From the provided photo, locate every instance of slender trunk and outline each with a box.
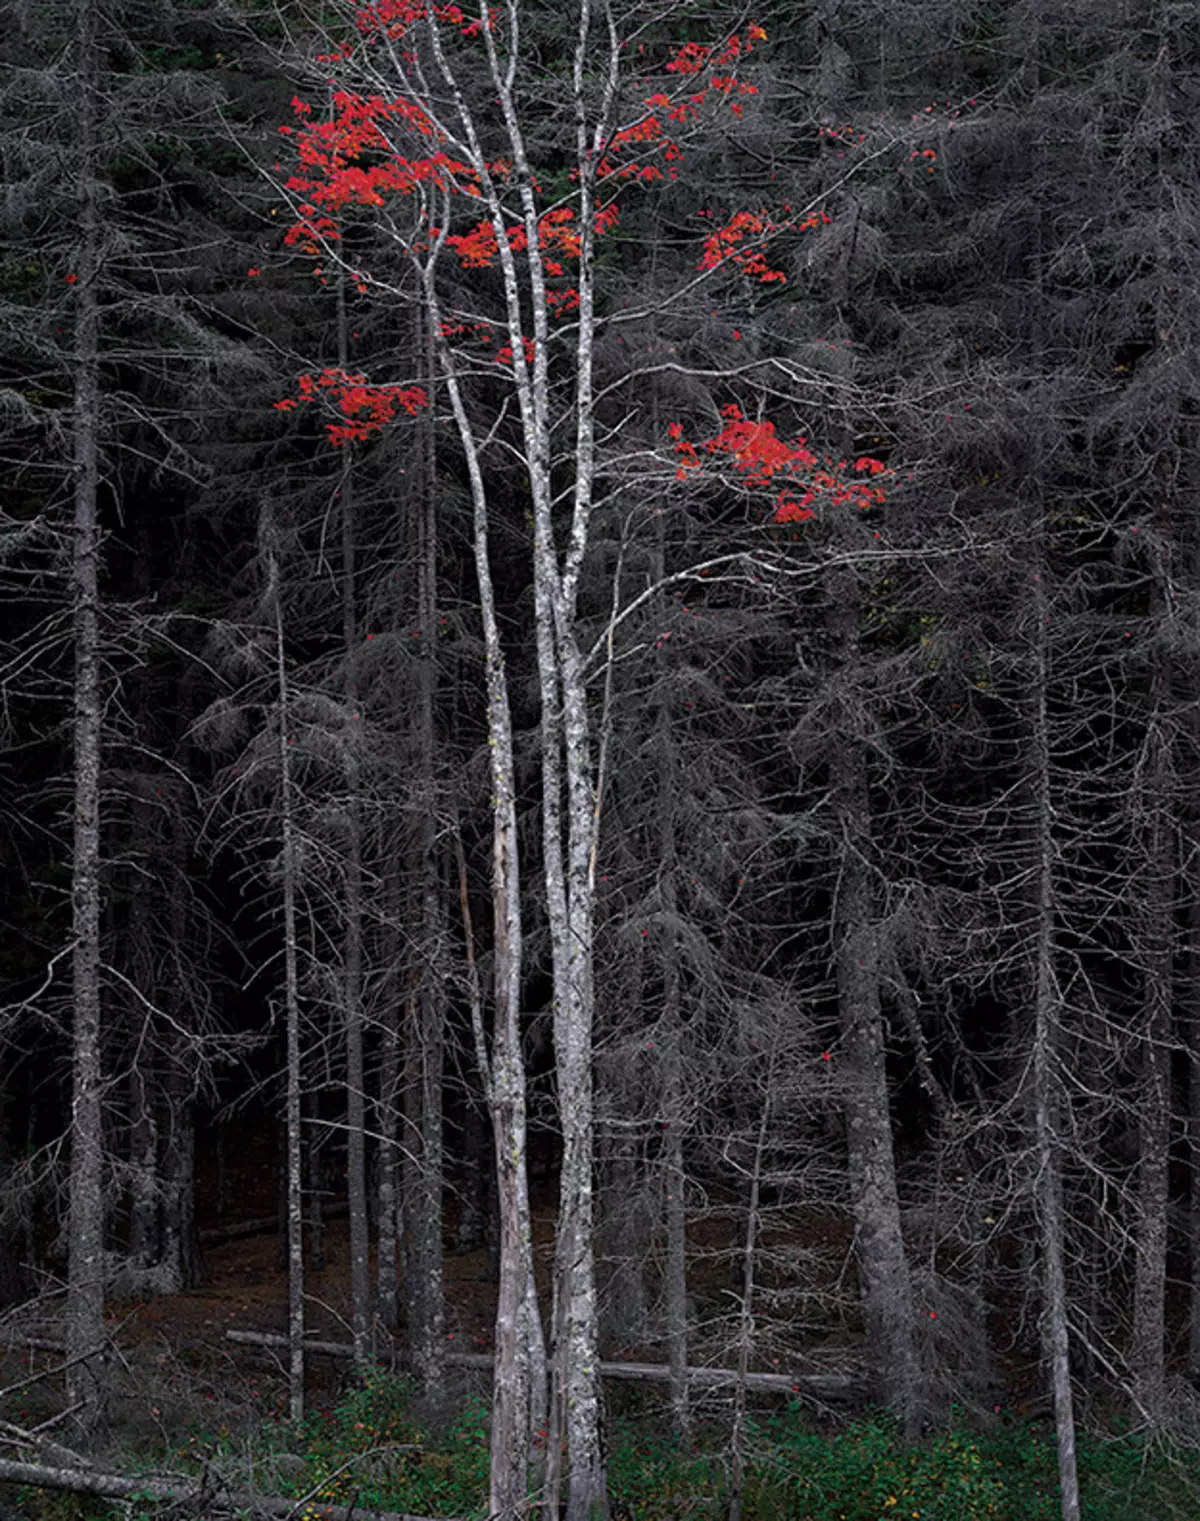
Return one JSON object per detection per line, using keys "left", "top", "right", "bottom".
{"left": 413, "top": 318, "right": 445, "bottom": 1393}
{"left": 337, "top": 278, "right": 370, "bottom": 1373}
{"left": 654, "top": 504, "right": 688, "bottom": 1439}
{"left": 1029, "top": 549, "right": 1080, "bottom": 1521}
{"left": 455, "top": 1099, "right": 489, "bottom": 1254}
{"left": 128, "top": 1061, "right": 158, "bottom": 1272}
{"left": 270, "top": 537, "right": 306, "bottom": 1427}
{"left": 163, "top": 790, "right": 201, "bottom": 1290}
{"left": 544, "top": 638, "right": 605, "bottom": 1521}
{"left": 727, "top": 1084, "right": 771, "bottom": 1521}
{"left": 161, "top": 1052, "right": 201, "bottom": 1290}
{"left": 1130, "top": 749, "right": 1172, "bottom": 1422}
{"left": 1130, "top": 439, "right": 1179, "bottom": 1424}
{"left": 376, "top": 859, "right": 402, "bottom": 1338}
{"left": 828, "top": 561, "right": 919, "bottom": 1434}
{"left": 65, "top": 0, "right": 105, "bottom": 1447}
{"left": 307, "top": 1092, "right": 325, "bottom": 1275}
{"left": 1191, "top": 972, "right": 1200, "bottom": 1377}
{"left": 426, "top": 267, "right": 544, "bottom": 1520}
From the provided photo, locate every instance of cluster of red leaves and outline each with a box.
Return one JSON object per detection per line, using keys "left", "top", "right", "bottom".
{"left": 662, "top": 21, "right": 766, "bottom": 76}
{"left": 494, "top": 336, "right": 538, "bottom": 368}
{"left": 597, "top": 28, "right": 764, "bottom": 182}
{"left": 668, "top": 405, "right": 887, "bottom": 523}
{"left": 354, "top": 0, "right": 487, "bottom": 41}
{"left": 444, "top": 204, "right": 618, "bottom": 271}
{"left": 275, "top": 368, "right": 427, "bottom": 446}
{"left": 282, "top": 90, "right": 490, "bottom": 257}
{"left": 697, "top": 210, "right": 787, "bottom": 283}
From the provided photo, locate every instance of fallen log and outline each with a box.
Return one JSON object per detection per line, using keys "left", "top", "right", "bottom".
{"left": 200, "top": 1202, "right": 350, "bottom": 1247}
{"left": 224, "top": 1329, "right": 865, "bottom": 1399}
{"left": 0, "top": 1455, "right": 455, "bottom": 1521}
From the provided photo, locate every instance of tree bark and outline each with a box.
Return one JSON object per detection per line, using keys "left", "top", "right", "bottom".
{"left": 1129, "top": 550, "right": 1173, "bottom": 1425}
{"left": 727, "top": 1082, "right": 771, "bottom": 1521}
{"left": 337, "top": 273, "right": 370, "bottom": 1373}
{"left": 269, "top": 529, "right": 306, "bottom": 1427}
{"left": 224, "top": 1329, "right": 864, "bottom": 1398}
{"left": 426, "top": 263, "right": 545, "bottom": 1520}
{"left": 412, "top": 316, "right": 445, "bottom": 1395}
{"left": 64, "top": 0, "right": 106, "bottom": 1449}
{"left": 377, "top": 860, "right": 402, "bottom": 1339}
{"left": 1028, "top": 547, "right": 1080, "bottom": 1521}
{"left": 827, "top": 560, "right": 919, "bottom": 1435}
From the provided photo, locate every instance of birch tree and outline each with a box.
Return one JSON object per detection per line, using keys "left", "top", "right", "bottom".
{"left": 272, "top": 5, "right": 901, "bottom": 1511}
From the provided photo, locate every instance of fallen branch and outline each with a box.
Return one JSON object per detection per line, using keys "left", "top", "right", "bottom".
{"left": 0, "top": 1455, "right": 454, "bottom": 1521}
{"left": 199, "top": 1202, "right": 349, "bottom": 1247}
{"left": 224, "top": 1329, "right": 865, "bottom": 1399}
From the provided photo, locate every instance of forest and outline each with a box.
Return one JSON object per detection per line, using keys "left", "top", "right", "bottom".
{"left": 2, "top": 1, "right": 1200, "bottom": 1519}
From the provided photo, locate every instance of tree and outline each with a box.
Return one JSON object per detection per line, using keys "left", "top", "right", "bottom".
{"left": 63, "top": 0, "right": 107, "bottom": 1450}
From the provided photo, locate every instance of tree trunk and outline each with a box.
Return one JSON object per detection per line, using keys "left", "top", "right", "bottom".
{"left": 337, "top": 276, "right": 370, "bottom": 1372}
{"left": 828, "top": 561, "right": 919, "bottom": 1435}
{"left": 654, "top": 505, "right": 689, "bottom": 1440}
{"left": 269, "top": 530, "right": 306, "bottom": 1427}
{"left": 1130, "top": 729, "right": 1172, "bottom": 1421}
{"left": 727, "top": 1082, "right": 771, "bottom": 1521}
{"left": 377, "top": 859, "right": 403, "bottom": 1339}
{"left": 412, "top": 340, "right": 445, "bottom": 1393}
{"left": 1028, "top": 549, "right": 1081, "bottom": 1521}
{"left": 428, "top": 269, "right": 545, "bottom": 1521}
{"left": 64, "top": 0, "right": 106, "bottom": 1448}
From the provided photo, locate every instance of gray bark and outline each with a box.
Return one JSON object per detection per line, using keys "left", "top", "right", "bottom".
{"left": 412, "top": 328, "right": 445, "bottom": 1393}
{"left": 1028, "top": 553, "right": 1080, "bottom": 1521}
{"left": 650, "top": 400, "right": 689, "bottom": 1439}
{"left": 377, "top": 861, "right": 402, "bottom": 1337}
{"left": 727, "top": 1084, "right": 771, "bottom": 1521}
{"left": 64, "top": 0, "right": 106, "bottom": 1448}
{"left": 1130, "top": 666, "right": 1173, "bottom": 1419}
{"left": 337, "top": 277, "right": 370, "bottom": 1373}
{"left": 828, "top": 562, "right": 919, "bottom": 1434}
{"left": 269, "top": 531, "right": 305, "bottom": 1426}
{"left": 224, "top": 1329, "right": 864, "bottom": 1399}
{"left": 425, "top": 265, "right": 545, "bottom": 1520}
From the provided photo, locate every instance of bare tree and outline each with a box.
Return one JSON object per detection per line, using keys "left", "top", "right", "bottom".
{"left": 63, "top": 0, "right": 107, "bottom": 1449}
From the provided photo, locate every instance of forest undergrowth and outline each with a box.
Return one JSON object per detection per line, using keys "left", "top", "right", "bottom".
{"left": 12, "top": 1371, "right": 1200, "bottom": 1521}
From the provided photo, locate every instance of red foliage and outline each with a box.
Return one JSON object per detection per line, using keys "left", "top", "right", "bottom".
{"left": 278, "top": 368, "right": 427, "bottom": 446}
{"left": 697, "top": 210, "right": 786, "bottom": 283}
{"left": 670, "top": 405, "right": 889, "bottom": 523}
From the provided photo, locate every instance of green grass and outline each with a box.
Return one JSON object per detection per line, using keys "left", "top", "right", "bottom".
{"left": 14, "top": 1382, "right": 1200, "bottom": 1521}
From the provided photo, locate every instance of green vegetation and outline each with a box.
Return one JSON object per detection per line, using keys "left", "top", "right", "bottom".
{"left": 17, "top": 1379, "right": 1199, "bottom": 1521}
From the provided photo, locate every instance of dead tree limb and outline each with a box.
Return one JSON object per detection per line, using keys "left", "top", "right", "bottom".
{"left": 0, "top": 1455, "right": 454, "bottom": 1521}
{"left": 224, "top": 1329, "right": 865, "bottom": 1400}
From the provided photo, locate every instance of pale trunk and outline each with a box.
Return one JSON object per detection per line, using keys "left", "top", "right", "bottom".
{"left": 468, "top": 13, "right": 614, "bottom": 1508}
{"left": 376, "top": 859, "right": 402, "bottom": 1338}
{"left": 425, "top": 267, "right": 544, "bottom": 1519}
{"left": 337, "top": 281, "right": 369, "bottom": 1373}
{"left": 65, "top": 0, "right": 105, "bottom": 1447}
{"left": 727, "top": 1086, "right": 771, "bottom": 1521}
{"left": 413, "top": 314, "right": 445, "bottom": 1393}
{"left": 655, "top": 513, "right": 688, "bottom": 1438}
{"left": 272, "top": 548, "right": 305, "bottom": 1427}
